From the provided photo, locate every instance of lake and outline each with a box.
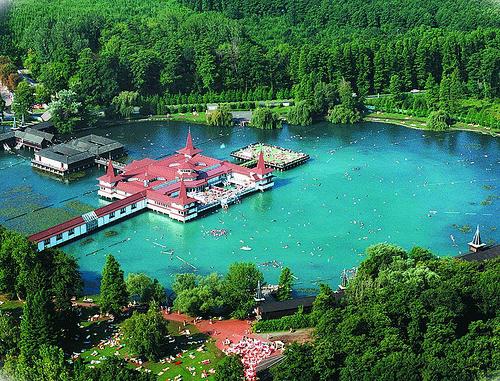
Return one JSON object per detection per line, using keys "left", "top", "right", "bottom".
{"left": 0, "top": 121, "right": 498, "bottom": 293}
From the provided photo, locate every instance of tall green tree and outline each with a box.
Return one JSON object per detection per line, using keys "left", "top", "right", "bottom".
{"left": 222, "top": 262, "right": 263, "bottom": 318}
{"left": 277, "top": 267, "right": 294, "bottom": 301}
{"left": 48, "top": 89, "right": 81, "bottom": 133}
{"left": 389, "top": 74, "right": 405, "bottom": 106}
{"left": 251, "top": 107, "right": 280, "bottom": 129}
{"left": 99, "top": 255, "right": 128, "bottom": 315}
{"left": 19, "top": 288, "right": 56, "bottom": 361}
{"left": 121, "top": 303, "right": 169, "bottom": 361}
{"left": 328, "top": 79, "right": 361, "bottom": 124}
{"left": 214, "top": 355, "right": 244, "bottom": 381}
{"left": 126, "top": 273, "right": 165, "bottom": 304}
{"left": 12, "top": 81, "right": 34, "bottom": 122}
{"left": 271, "top": 343, "right": 318, "bottom": 381}
{"left": 112, "top": 91, "right": 139, "bottom": 118}
{"left": 287, "top": 101, "right": 313, "bottom": 126}
{"left": 424, "top": 74, "right": 439, "bottom": 111}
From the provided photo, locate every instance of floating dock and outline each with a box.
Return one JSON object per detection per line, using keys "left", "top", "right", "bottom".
{"left": 231, "top": 143, "right": 309, "bottom": 171}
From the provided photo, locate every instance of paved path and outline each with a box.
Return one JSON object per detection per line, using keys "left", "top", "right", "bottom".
{"left": 163, "top": 311, "right": 258, "bottom": 350}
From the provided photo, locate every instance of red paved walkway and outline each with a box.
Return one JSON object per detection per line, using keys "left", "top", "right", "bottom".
{"left": 163, "top": 311, "right": 258, "bottom": 350}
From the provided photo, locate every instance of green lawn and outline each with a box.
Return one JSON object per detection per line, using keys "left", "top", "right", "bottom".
{"left": 367, "top": 111, "right": 499, "bottom": 135}
{"left": 74, "top": 317, "right": 224, "bottom": 381}
{"left": 0, "top": 295, "right": 23, "bottom": 312}
{"left": 152, "top": 112, "right": 208, "bottom": 125}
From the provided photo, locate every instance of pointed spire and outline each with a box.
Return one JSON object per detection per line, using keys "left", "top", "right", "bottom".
{"left": 177, "top": 128, "right": 202, "bottom": 157}
{"left": 256, "top": 151, "right": 266, "bottom": 172}
{"left": 185, "top": 128, "right": 194, "bottom": 150}
{"left": 99, "top": 159, "right": 118, "bottom": 183}
{"left": 472, "top": 225, "right": 482, "bottom": 246}
{"left": 468, "top": 224, "right": 486, "bottom": 252}
{"left": 254, "top": 150, "right": 272, "bottom": 176}
{"left": 106, "top": 160, "right": 115, "bottom": 178}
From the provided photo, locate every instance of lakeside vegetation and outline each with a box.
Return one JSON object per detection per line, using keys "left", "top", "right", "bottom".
{"left": 0, "top": 0, "right": 499, "bottom": 379}
{"left": 0, "top": 0, "right": 498, "bottom": 133}
{"left": 0, "top": 225, "right": 498, "bottom": 380}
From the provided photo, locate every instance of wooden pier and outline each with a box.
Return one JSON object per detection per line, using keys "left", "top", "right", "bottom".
{"left": 231, "top": 143, "right": 309, "bottom": 171}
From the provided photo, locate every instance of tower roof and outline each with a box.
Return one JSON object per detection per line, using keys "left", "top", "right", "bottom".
{"left": 98, "top": 160, "right": 119, "bottom": 183}
{"left": 176, "top": 179, "right": 195, "bottom": 205}
{"left": 254, "top": 150, "right": 273, "bottom": 176}
{"left": 177, "top": 129, "right": 202, "bottom": 157}
{"left": 469, "top": 225, "right": 485, "bottom": 248}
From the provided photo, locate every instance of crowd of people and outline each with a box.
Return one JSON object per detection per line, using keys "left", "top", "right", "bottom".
{"left": 194, "top": 183, "right": 248, "bottom": 206}
{"left": 223, "top": 337, "right": 278, "bottom": 381}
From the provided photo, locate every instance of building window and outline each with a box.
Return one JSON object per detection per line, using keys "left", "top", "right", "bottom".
{"left": 56, "top": 233, "right": 63, "bottom": 241}
{"left": 110, "top": 212, "right": 115, "bottom": 218}
{"left": 131, "top": 203, "right": 137, "bottom": 210}
{"left": 44, "top": 239, "right": 50, "bottom": 245}
{"left": 68, "top": 228, "right": 75, "bottom": 236}
{"left": 120, "top": 207, "right": 126, "bottom": 214}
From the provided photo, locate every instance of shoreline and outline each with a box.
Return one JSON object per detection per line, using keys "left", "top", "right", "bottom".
{"left": 101, "top": 115, "right": 499, "bottom": 138}
{"left": 365, "top": 115, "right": 499, "bottom": 137}
{"left": 47, "top": 111, "right": 498, "bottom": 139}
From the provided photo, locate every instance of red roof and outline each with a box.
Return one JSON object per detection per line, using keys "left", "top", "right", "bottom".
{"left": 254, "top": 151, "right": 273, "bottom": 176}
{"left": 28, "top": 192, "right": 147, "bottom": 243}
{"left": 176, "top": 129, "right": 202, "bottom": 157}
{"left": 177, "top": 159, "right": 198, "bottom": 171}
{"left": 94, "top": 191, "right": 147, "bottom": 217}
{"left": 98, "top": 160, "right": 119, "bottom": 183}
{"left": 28, "top": 216, "right": 85, "bottom": 243}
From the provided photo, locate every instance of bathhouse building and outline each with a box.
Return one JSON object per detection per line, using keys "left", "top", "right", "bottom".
{"left": 98, "top": 130, "right": 274, "bottom": 222}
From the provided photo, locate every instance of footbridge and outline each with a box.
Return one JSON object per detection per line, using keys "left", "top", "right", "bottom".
{"left": 29, "top": 191, "right": 147, "bottom": 251}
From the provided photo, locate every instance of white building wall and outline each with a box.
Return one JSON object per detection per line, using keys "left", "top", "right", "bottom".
{"left": 35, "top": 198, "right": 147, "bottom": 251}
{"left": 36, "top": 156, "right": 68, "bottom": 170}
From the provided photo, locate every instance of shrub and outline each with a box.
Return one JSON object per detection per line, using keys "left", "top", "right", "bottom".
{"left": 427, "top": 109, "right": 452, "bottom": 131}
{"left": 327, "top": 104, "right": 362, "bottom": 124}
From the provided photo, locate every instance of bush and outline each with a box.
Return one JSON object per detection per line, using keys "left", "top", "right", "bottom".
{"left": 427, "top": 109, "right": 452, "bottom": 131}
{"left": 327, "top": 104, "right": 362, "bottom": 124}
{"left": 253, "top": 308, "right": 316, "bottom": 332}
{"left": 251, "top": 107, "right": 281, "bottom": 129}
{"left": 287, "top": 101, "right": 313, "bottom": 126}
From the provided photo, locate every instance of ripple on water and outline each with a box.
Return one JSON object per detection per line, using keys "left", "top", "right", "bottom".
{"left": 0, "top": 121, "right": 498, "bottom": 293}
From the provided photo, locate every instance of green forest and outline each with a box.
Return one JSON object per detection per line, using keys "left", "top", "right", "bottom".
{"left": 0, "top": 0, "right": 498, "bottom": 130}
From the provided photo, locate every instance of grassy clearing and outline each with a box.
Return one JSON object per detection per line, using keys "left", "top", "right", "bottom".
{"left": 73, "top": 312, "right": 224, "bottom": 381}
{"left": 0, "top": 294, "right": 23, "bottom": 313}
{"left": 151, "top": 112, "right": 208, "bottom": 125}
{"left": 366, "top": 111, "right": 499, "bottom": 136}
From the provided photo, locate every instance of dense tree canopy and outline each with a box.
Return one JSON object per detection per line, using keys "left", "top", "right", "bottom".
{"left": 121, "top": 303, "right": 169, "bottom": 361}
{"left": 99, "top": 254, "right": 128, "bottom": 315}
{"left": 277, "top": 244, "right": 500, "bottom": 381}
{"left": 0, "top": 0, "right": 497, "bottom": 119}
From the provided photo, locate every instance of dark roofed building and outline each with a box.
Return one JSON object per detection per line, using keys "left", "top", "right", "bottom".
{"left": 256, "top": 296, "right": 317, "bottom": 320}
{"left": 14, "top": 127, "right": 55, "bottom": 150}
{"left": 0, "top": 131, "right": 15, "bottom": 150}
{"left": 67, "top": 134, "right": 124, "bottom": 158}
{"left": 31, "top": 134, "right": 124, "bottom": 176}
{"left": 30, "top": 121, "right": 55, "bottom": 134}
{"left": 458, "top": 245, "right": 499, "bottom": 262}
{"left": 32, "top": 144, "right": 95, "bottom": 176}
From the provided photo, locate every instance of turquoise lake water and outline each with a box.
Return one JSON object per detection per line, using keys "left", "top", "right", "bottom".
{"left": 0, "top": 122, "right": 498, "bottom": 293}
